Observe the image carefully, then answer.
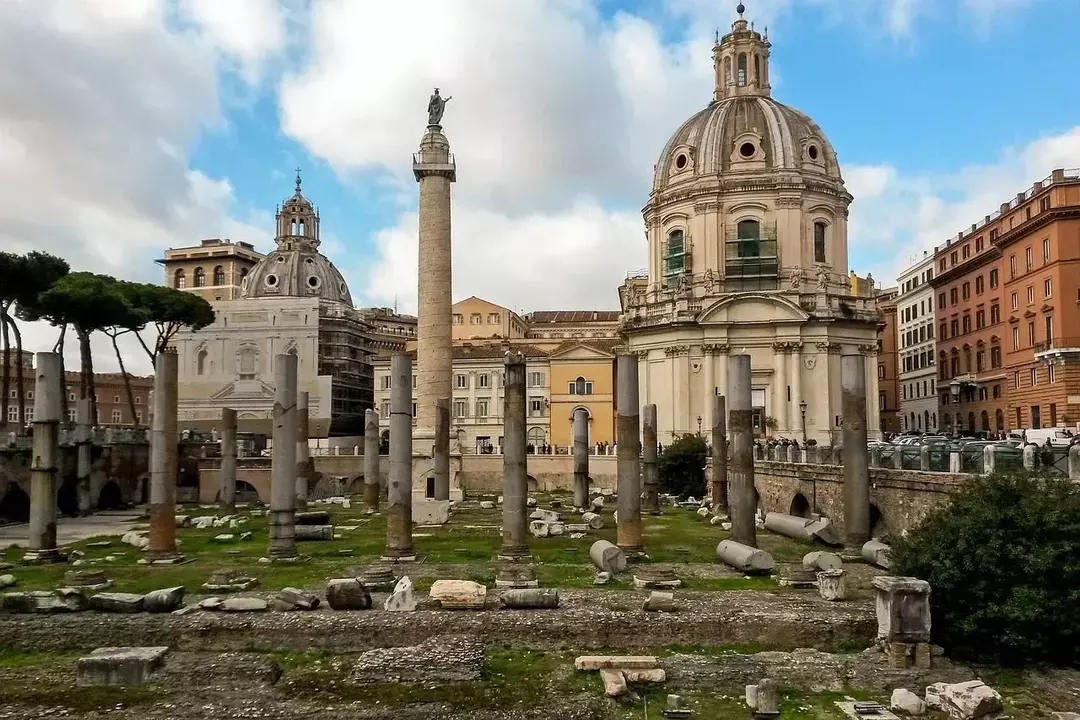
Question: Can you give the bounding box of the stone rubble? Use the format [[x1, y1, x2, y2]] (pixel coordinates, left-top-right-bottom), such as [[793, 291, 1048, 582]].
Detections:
[[938, 680, 1004, 720], [499, 588, 560, 609], [663, 693, 692, 718], [589, 540, 626, 573], [890, 688, 927, 715], [143, 587, 186, 613], [88, 592, 145, 613], [817, 569, 848, 601], [429, 580, 487, 610], [325, 579, 372, 610], [76, 646, 169, 687], [0, 574, 14, 589], [353, 637, 485, 682], [273, 587, 320, 611], [642, 591, 676, 612], [383, 576, 417, 612], [220, 597, 269, 613]]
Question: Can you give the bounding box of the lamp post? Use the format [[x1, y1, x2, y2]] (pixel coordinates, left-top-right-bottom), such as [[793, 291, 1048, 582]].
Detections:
[[697, 415, 702, 437], [799, 400, 808, 444]]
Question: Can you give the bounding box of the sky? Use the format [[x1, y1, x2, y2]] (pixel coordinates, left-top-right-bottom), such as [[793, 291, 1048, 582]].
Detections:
[[3, 0, 1080, 376]]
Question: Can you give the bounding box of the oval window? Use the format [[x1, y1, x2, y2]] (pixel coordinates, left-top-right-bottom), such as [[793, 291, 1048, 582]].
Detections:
[[739, 142, 756, 159], [265, 274, 278, 287], [808, 145, 819, 161], [675, 154, 687, 170], [307, 276, 320, 288]]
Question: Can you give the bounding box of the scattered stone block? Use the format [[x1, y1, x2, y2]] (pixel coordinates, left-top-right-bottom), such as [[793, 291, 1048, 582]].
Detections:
[[191, 516, 216, 529], [239, 531, 252, 541], [696, 507, 709, 517], [143, 587, 185, 614], [77, 647, 168, 687], [529, 520, 551, 538], [383, 576, 417, 612], [429, 579, 486, 609], [873, 576, 931, 644], [803, 550, 842, 571], [939, 680, 1003, 720], [925, 683, 948, 710], [529, 508, 561, 522], [863, 540, 891, 569], [198, 597, 224, 611], [709, 515, 726, 526], [499, 588, 559, 609], [664, 693, 692, 718], [601, 669, 629, 698], [202, 570, 258, 592], [590, 496, 605, 511], [221, 597, 269, 612], [575, 656, 660, 672], [590, 540, 626, 573], [353, 637, 484, 682], [496, 495, 503, 505], [548, 522, 566, 536], [581, 512, 604, 530], [642, 591, 675, 612], [295, 525, 334, 541], [63, 570, 112, 591], [817, 569, 848, 601], [326, 579, 372, 610], [174, 515, 190, 528], [2, 589, 88, 613], [0, 575, 15, 589], [716, 539, 774, 574], [624, 668, 666, 683], [295, 510, 331, 525], [746, 677, 779, 716], [273, 587, 319, 611], [891, 688, 927, 716], [836, 702, 899, 719], [633, 565, 681, 589], [212, 534, 236, 543], [494, 560, 538, 588], [172, 605, 198, 616], [479, 501, 495, 509], [413, 499, 451, 525], [594, 571, 612, 585], [601, 488, 614, 497], [86, 541, 112, 548], [526, 497, 537, 507], [779, 567, 818, 588], [354, 565, 397, 591], [565, 523, 588, 533], [89, 593, 144, 613], [212, 516, 233, 528]]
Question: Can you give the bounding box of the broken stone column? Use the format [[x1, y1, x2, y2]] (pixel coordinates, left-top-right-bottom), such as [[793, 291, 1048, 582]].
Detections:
[[499, 588, 560, 609], [434, 397, 450, 501], [642, 403, 660, 515], [841, 353, 870, 552], [499, 351, 530, 571], [383, 353, 414, 561], [364, 409, 380, 513], [295, 391, 310, 509], [716, 539, 774, 574], [746, 677, 779, 716], [642, 591, 675, 612], [615, 353, 644, 555], [711, 394, 728, 516], [27, 352, 62, 561], [727, 354, 757, 547], [220, 408, 237, 513], [572, 407, 590, 511], [75, 398, 92, 516], [590, 539, 627, 573], [817, 569, 847, 601], [862, 539, 891, 569], [268, 353, 298, 561], [148, 351, 182, 564]]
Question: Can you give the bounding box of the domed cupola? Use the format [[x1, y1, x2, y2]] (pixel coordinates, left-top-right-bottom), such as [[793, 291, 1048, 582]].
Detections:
[[241, 171, 354, 306]]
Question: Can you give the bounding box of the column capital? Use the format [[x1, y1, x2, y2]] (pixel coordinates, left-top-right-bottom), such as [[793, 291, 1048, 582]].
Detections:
[[664, 344, 691, 357], [816, 341, 842, 354], [701, 342, 730, 355], [858, 343, 879, 356]]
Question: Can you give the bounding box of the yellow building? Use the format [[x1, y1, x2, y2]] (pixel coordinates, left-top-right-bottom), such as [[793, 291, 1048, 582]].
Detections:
[[546, 339, 618, 447]]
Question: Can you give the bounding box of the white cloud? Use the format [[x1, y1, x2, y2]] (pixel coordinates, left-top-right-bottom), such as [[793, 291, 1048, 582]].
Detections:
[[846, 127, 1080, 285], [176, 0, 288, 82]]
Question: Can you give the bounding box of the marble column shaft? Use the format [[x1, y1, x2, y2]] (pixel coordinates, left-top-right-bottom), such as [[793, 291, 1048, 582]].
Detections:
[[711, 394, 728, 515], [434, 397, 450, 501], [500, 351, 528, 558], [148, 351, 181, 562], [842, 354, 870, 549], [363, 409, 381, 512], [28, 352, 61, 554], [269, 353, 298, 560], [774, 346, 788, 432], [295, 391, 310, 508], [642, 403, 660, 515], [384, 353, 415, 560], [615, 354, 644, 554], [727, 354, 757, 547], [75, 398, 92, 516], [572, 407, 589, 510], [220, 408, 237, 512]]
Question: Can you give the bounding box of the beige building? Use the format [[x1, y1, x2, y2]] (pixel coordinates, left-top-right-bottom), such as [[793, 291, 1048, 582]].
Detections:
[[168, 175, 374, 437], [157, 238, 264, 302], [619, 6, 881, 443]]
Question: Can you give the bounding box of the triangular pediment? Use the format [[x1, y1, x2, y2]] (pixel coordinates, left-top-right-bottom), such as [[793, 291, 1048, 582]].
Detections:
[[210, 379, 276, 401], [549, 342, 616, 361]]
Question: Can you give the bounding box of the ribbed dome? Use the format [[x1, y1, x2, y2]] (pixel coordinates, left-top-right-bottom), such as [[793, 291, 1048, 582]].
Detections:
[[652, 95, 843, 192], [241, 249, 353, 306]]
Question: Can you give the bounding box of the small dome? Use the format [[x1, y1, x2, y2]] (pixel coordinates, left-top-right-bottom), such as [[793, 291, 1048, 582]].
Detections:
[[241, 250, 353, 306], [653, 95, 843, 192]]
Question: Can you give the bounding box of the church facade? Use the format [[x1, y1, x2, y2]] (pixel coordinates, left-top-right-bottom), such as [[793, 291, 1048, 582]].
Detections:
[[619, 5, 882, 444], [170, 176, 374, 437]]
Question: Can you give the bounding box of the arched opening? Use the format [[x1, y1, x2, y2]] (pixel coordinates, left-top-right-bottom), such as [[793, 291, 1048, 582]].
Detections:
[[789, 493, 811, 519], [380, 430, 390, 454], [967, 412, 975, 432], [942, 414, 952, 431], [910, 412, 916, 430], [932, 412, 937, 429], [663, 229, 686, 288], [57, 478, 79, 517], [737, 219, 761, 258], [174, 269, 186, 289], [97, 481, 123, 511], [924, 410, 931, 430], [869, 504, 888, 541], [526, 427, 545, 452], [995, 408, 1004, 431], [298, 220, 306, 236], [737, 53, 747, 86], [193, 267, 206, 287], [954, 412, 962, 430], [213, 265, 225, 286], [238, 346, 257, 380], [574, 376, 589, 395], [526, 474, 538, 493], [0, 482, 30, 523], [753, 54, 761, 85], [236, 480, 260, 505], [981, 410, 990, 432], [813, 221, 827, 264], [723, 56, 732, 86], [196, 349, 208, 376]]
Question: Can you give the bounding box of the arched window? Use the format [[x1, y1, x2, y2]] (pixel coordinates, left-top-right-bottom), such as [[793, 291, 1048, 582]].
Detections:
[[981, 410, 990, 431], [571, 376, 592, 395], [213, 265, 225, 286], [196, 349, 208, 376], [967, 411, 975, 431], [174, 269, 186, 289], [994, 408, 1004, 431], [238, 347, 257, 379], [527, 427, 546, 449], [724, 56, 732, 86], [754, 54, 761, 85], [924, 410, 930, 429], [663, 229, 686, 287], [737, 219, 761, 258], [737, 53, 747, 86], [813, 222, 827, 264], [193, 267, 206, 287], [298, 220, 305, 236]]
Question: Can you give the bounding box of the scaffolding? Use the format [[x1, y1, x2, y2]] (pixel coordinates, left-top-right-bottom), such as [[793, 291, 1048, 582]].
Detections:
[[725, 221, 779, 292], [318, 303, 375, 436]]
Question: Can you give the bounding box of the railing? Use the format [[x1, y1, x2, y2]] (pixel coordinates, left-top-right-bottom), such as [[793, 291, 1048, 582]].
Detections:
[[1033, 337, 1080, 352]]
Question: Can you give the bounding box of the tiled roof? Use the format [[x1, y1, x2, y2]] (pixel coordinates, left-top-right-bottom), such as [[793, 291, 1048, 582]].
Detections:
[[401, 343, 550, 361], [525, 310, 620, 324], [550, 339, 620, 356]]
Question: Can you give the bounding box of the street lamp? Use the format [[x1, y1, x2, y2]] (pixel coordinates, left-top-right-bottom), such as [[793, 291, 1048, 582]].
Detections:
[[697, 415, 702, 436], [799, 400, 808, 444]]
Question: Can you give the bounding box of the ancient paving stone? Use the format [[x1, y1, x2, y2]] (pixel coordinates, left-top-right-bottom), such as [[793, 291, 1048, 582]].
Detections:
[[574, 656, 659, 671], [633, 565, 682, 589], [353, 637, 484, 682], [88, 592, 145, 613], [939, 680, 1003, 720], [429, 580, 486, 609], [642, 591, 676, 612], [77, 646, 169, 687], [326, 579, 372, 610], [273, 587, 319, 611], [499, 588, 559, 609], [143, 587, 185, 613], [383, 576, 417, 612], [890, 688, 926, 715], [601, 669, 629, 698], [220, 597, 269, 613], [202, 570, 258, 592]]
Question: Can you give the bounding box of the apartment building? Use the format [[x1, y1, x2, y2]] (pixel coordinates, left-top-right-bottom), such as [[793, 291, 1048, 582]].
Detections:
[[877, 287, 901, 434], [896, 253, 938, 433], [157, 238, 264, 302]]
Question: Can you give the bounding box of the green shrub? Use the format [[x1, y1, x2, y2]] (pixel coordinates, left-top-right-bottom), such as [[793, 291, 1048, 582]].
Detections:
[[657, 434, 708, 499], [891, 472, 1080, 667]]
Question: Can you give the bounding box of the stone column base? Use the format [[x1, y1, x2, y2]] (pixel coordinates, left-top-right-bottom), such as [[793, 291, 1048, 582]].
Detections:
[[494, 558, 538, 588], [22, 548, 67, 565]]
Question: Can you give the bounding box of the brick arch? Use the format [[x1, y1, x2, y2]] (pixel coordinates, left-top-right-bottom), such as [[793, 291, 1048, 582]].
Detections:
[[789, 492, 811, 518]]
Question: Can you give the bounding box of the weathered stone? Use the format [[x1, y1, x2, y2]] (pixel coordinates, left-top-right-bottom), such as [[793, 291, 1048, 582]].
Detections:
[[62, 570, 112, 590], [590, 496, 605, 511], [548, 522, 566, 536], [528, 520, 550, 538], [601, 488, 614, 497], [383, 576, 417, 612], [174, 515, 190, 528], [939, 680, 1003, 720], [696, 507, 710, 517], [413, 499, 451, 525], [710, 515, 726, 526], [594, 571, 612, 585], [294, 525, 334, 541], [143, 587, 185, 613], [202, 569, 258, 592], [353, 638, 484, 683], [863, 540, 891, 569], [601, 669, 629, 698], [430, 579, 487, 609], [925, 683, 948, 710], [326, 579, 372, 610], [624, 668, 666, 683], [273, 587, 319, 611], [526, 497, 537, 507], [212, 533, 236, 543], [354, 565, 397, 591], [295, 510, 331, 525], [499, 588, 559, 609], [590, 540, 626, 573], [642, 591, 675, 612], [817, 569, 848, 601], [0, 574, 14, 589], [494, 560, 538, 588], [716, 539, 774, 574], [565, 523, 589, 533], [873, 576, 931, 644], [88, 592, 144, 613], [632, 565, 682, 589], [664, 694, 692, 718], [220, 597, 269, 613], [1052, 714, 1080, 720], [803, 550, 842, 571], [581, 512, 604, 530], [198, 597, 224, 611], [77, 646, 168, 687], [2, 589, 87, 613], [891, 688, 927, 716], [529, 508, 561, 523], [191, 516, 216, 529], [479, 501, 495, 510], [746, 677, 779, 716]]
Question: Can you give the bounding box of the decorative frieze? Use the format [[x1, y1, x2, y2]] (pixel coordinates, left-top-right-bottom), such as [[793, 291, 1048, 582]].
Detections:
[[775, 196, 802, 209]]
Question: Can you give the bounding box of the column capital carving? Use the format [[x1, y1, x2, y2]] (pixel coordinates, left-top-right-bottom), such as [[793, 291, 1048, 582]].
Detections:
[[775, 196, 802, 209], [789, 341, 803, 353], [693, 201, 722, 213], [858, 343, 879, 356], [772, 341, 791, 353], [628, 350, 649, 360], [816, 341, 842, 354], [701, 342, 730, 355], [664, 345, 691, 357]]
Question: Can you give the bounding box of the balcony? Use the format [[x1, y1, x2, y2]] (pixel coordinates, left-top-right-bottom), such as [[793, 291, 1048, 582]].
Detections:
[[1034, 336, 1080, 364]]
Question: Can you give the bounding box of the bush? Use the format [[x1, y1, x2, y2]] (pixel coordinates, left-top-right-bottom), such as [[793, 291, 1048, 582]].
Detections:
[[657, 434, 708, 499], [891, 472, 1080, 667]]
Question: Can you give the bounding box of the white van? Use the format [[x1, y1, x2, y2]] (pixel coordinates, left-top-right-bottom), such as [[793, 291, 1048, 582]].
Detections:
[[1023, 428, 1074, 447]]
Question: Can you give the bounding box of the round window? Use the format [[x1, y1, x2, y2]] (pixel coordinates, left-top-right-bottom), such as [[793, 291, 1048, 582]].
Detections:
[[739, 142, 756, 159], [675, 154, 687, 170], [265, 274, 278, 287], [307, 276, 320, 289], [339, 283, 347, 294], [808, 145, 819, 161]]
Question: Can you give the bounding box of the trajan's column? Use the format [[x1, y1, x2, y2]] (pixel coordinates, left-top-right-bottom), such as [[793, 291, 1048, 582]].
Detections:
[[412, 88, 456, 485]]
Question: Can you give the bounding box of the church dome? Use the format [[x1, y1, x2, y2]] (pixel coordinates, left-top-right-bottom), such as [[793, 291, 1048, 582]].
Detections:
[[240, 171, 354, 307]]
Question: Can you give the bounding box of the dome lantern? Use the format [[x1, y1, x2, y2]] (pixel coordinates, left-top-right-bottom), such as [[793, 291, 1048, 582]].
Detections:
[[713, 2, 772, 102]]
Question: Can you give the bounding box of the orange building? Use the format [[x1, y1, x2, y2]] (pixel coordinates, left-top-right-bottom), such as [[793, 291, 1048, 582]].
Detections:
[[876, 287, 901, 434]]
